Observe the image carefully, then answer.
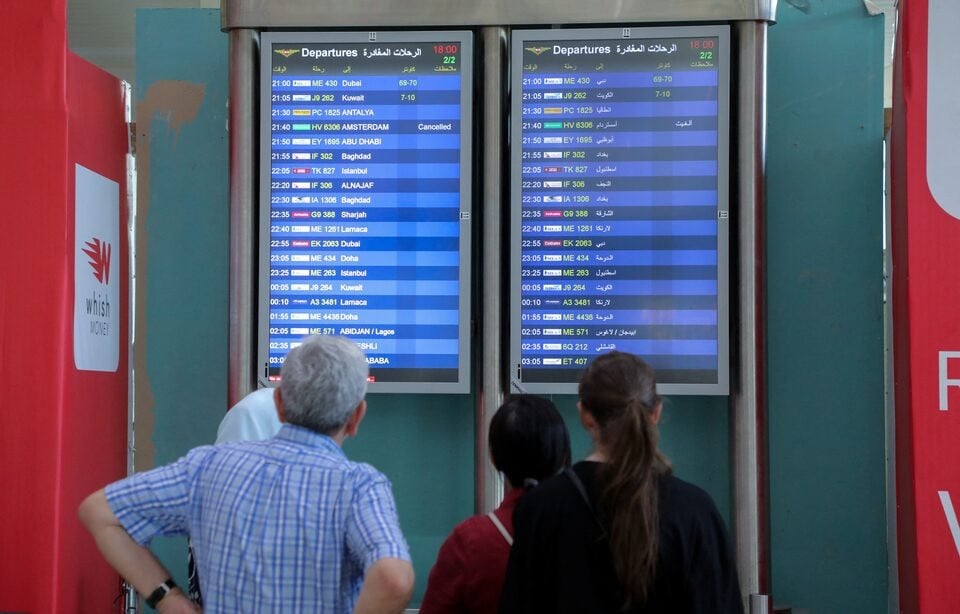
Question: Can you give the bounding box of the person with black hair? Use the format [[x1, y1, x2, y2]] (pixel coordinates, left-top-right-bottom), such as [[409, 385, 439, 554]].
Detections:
[[420, 394, 571, 614], [499, 351, 743, 613]]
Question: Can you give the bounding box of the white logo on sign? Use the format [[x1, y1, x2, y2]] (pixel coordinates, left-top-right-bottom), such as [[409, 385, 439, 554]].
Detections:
[[939, 491, 960, 558], [939, 351, 960, 411]]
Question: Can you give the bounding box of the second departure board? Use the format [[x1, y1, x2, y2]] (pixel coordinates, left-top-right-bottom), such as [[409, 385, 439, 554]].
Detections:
[[510, 26, 730, 395], [259, 31, 473, 393]]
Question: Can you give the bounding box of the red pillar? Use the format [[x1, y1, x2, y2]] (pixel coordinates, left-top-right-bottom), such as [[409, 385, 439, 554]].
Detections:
[[0, 2, 129, 611], [891, 1, 960, 611]]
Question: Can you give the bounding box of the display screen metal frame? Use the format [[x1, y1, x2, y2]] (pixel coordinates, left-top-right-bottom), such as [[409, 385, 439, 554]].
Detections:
[[258, 30, 474, 393], [509, 25, 730, 396]]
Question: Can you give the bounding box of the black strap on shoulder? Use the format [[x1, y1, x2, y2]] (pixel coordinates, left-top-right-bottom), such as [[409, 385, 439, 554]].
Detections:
[[563, 467, 608, 538], [563, 467, 592, 508]]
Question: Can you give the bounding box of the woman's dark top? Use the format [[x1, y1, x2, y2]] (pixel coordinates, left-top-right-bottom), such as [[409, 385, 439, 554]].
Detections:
[[499, 461, 743, 613]]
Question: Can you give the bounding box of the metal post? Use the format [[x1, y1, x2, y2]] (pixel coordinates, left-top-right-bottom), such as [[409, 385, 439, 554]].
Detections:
[[732, 20, 770, 612], [123, 580, 138, 613], [123, 79, 138, 479], [228, 28, 258, 406], [476, 26, 509, 514], [882, 133, 899, 614]]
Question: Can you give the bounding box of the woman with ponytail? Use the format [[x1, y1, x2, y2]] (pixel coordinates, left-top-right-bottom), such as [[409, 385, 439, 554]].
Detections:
[[499, 351, 742, 613]]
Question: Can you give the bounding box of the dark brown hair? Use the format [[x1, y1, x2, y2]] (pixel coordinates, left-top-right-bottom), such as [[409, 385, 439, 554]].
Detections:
[[578, 351, 670, 609], [489, 394, 571, 489]]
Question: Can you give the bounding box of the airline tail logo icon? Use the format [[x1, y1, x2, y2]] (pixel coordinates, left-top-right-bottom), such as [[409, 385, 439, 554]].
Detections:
[[82, 238, 111, 285], [525, 46, 551, 56]]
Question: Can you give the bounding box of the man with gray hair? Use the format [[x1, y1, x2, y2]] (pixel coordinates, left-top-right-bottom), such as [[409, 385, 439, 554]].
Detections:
[[79, 335, 413, 613]]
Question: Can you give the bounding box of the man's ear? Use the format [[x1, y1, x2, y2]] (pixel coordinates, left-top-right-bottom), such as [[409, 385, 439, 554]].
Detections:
[[343, 399, 367, 438], [274, 387, 287, 423]]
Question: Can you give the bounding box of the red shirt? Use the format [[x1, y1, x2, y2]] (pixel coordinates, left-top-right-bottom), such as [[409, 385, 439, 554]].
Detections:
[[420, 488, 523, 614]]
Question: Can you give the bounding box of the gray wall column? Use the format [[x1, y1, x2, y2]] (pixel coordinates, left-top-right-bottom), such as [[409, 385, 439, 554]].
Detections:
[[476, 26, 508, 514], [228, 27, 258, 406], [732, 19, 770, 613]]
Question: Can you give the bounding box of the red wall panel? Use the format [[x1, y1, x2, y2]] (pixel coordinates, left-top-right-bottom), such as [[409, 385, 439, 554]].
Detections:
[[892, 0, 960, 611], [0, 2, 128, 612], [58, 52, 130, 609], [0, 3, 68, 612]]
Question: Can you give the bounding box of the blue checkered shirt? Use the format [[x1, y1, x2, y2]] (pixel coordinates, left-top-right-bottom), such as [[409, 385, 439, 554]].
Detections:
[[105, 424, 410, 613]]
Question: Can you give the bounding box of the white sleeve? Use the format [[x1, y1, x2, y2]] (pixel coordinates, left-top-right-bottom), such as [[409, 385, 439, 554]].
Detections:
[[215, 388, 283, 443]]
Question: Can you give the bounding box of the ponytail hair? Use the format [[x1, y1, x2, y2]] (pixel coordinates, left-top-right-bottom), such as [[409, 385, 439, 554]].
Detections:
[[578, 351, 670, 609]]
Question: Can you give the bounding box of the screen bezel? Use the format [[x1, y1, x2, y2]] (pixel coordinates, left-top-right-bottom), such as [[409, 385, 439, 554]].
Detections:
[[257, 30, 474, 393], [509, 25, 731, 396]]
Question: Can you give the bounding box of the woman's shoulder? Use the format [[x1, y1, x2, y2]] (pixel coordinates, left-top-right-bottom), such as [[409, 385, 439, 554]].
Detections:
[[447, 512, 500, 544], [661, 474, 715, 503], [523, 461, 598, 498], [446, 489, 521, 545], [511, 462, 589, 516], [659, 474, 727, 528]]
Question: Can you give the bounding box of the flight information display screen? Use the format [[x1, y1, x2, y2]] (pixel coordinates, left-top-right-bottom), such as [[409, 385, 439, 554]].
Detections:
[[510, 26, 730, 395], [259, 31, 473, 393]]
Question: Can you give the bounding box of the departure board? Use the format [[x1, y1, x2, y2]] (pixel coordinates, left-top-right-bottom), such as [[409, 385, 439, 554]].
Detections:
[[510, 26, 730, 395], [259, 31, 473, 393]]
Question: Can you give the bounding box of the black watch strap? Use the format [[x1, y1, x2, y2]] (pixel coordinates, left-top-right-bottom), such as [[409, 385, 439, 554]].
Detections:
[[145, 578, 177, 609]]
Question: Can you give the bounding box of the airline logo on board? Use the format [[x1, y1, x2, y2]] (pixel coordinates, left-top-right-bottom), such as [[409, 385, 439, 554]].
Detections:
[[525, 46, 551, 56], [274, 48, 299, 58]]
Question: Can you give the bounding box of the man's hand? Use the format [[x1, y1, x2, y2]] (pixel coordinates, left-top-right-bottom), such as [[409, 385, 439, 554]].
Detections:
[[156, 589, 202, 613], [78, 490, 183, 607]]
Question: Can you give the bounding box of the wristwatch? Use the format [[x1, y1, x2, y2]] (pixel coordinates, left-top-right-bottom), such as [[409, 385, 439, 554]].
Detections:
[[145, 578, 177, 609]]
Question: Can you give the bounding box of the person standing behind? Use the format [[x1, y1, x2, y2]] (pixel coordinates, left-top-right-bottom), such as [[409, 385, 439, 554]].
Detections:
[[499, 351, 742, 613], [186, 387, 285, 605], [420, 395, 571, 614], [79, 335, 414, 613], [215, 386, 283, 444]]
